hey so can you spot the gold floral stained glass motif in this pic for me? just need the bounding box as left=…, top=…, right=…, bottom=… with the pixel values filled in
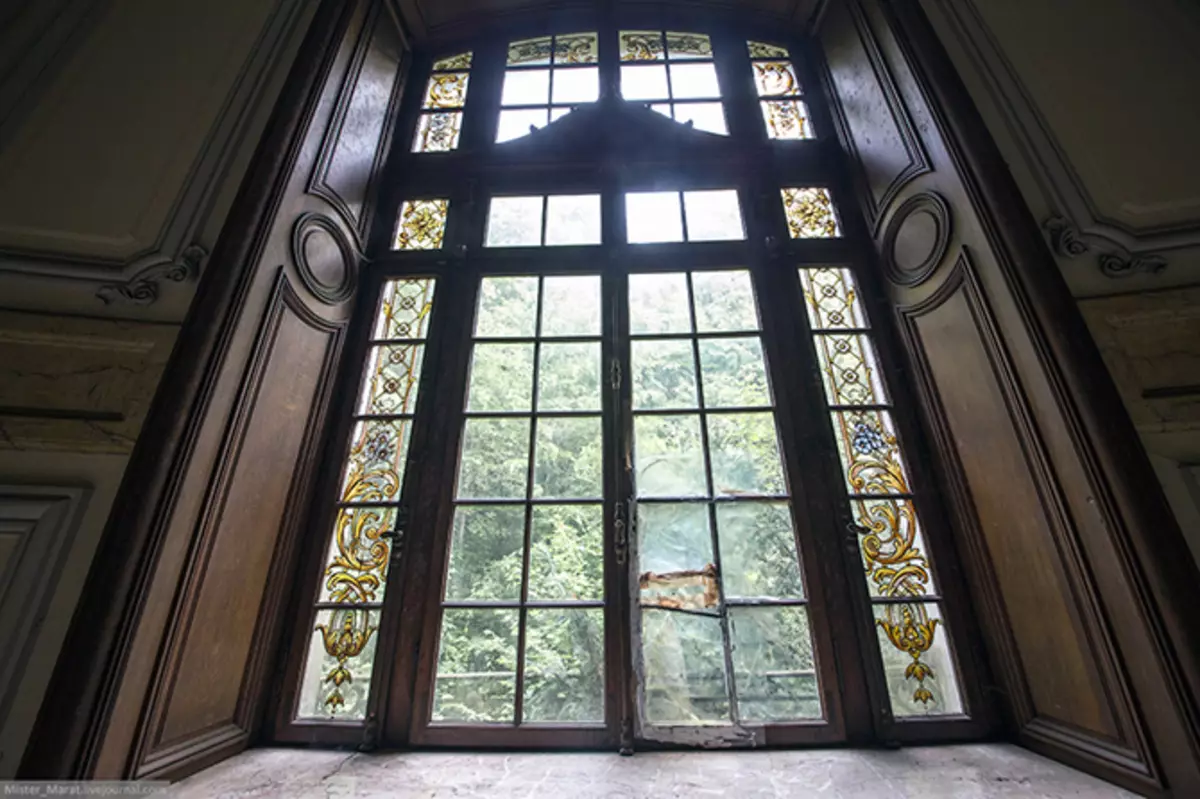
left=748, top=40, right=790, bottom=59
left=422, top=72, right=469, bottom=109
left=813, top=333, right=888, bottom=406
left=799, top=268, right=868, bottom=330
left=853, top=498, right=936, bottom=598
left=509, top=36, right=553, bottom=65
left=761, top=99, right=811, bottom=139
left=317, top=506, right=399, bottom=604
left=339, top=418, right=413, bottom=503
left=373, top=278, right=436, bottom=340
left=830, top=409, right=911, bottom=496
left=665, top=32, right=712, bottom=59
left=433, top=51, right=472, bottom=71
left=874, top=602, right=963, bottom=715
left=781, top=187, right=841, bottom=238
left=356, top=344, right=426, bottom=415
left=621, top=30, right=665, bottom=61
left=297, top=608, right=380, bottom=719
left=753, top=61, right=801, bottom=96
left=394, top=199, right=448, bottom=250
left=412, top=111, right=462, bottom=153
left=554, top=33, right=598, bottom=64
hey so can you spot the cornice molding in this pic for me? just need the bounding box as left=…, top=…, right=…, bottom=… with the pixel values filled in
left=95, top=245, right=208, bottom=306
left=1042, top=215, right=1168, bottom=280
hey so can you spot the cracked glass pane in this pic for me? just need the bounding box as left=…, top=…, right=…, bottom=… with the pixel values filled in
left=730, top=606, right=822, bottom=721
left=642, top=608, right=731, bottom=724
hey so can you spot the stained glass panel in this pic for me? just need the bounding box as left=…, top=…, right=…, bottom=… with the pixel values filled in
left=432, top=51, right=472, bottom=71
left=830, top=409, right=911, bottom=496
left=373, top=278, right=435, bottom=340
left=666, top=32, right=713, bottom=59
left=798, top=267, right=868, bottom=330
left=393, top=199, right=448, bottom=250
left=297, top=608, right=380, bottom=720
left=753, top=61, right=801, bottom=97
left=620, top=30, right=665, bottom=61
left=357, top=344, right=426, bottom=415
left=339, top=419, right=413, bottom=503
left=761, top=100, right=811, bottom=140
left=422, top=72, right=469, bottom=108
left=873, top=602, right=963, bottom=716
left=412, top=111, right=462, bottom=152
left=316, top=507, right=398, bottom=604
left=554, top=32, right=598, bottom=64
left=853, top=497, right=938, bottom=598
left=781, top=187, right=841, bottom=238
left=813, top=333, right=888, bottom=407
left=748, top=40, right=789, bottom=59
left=508, top=36, right=552, bottom=65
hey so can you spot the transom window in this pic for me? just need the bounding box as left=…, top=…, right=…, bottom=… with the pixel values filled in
left=279, top=19, right=980, bottom=754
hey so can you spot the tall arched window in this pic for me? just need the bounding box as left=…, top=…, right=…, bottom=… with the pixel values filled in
left=274, top=16, right=985, bottom=751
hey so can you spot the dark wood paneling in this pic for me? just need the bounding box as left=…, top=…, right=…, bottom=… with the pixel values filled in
left=815, top=0, right=1200, bottom=793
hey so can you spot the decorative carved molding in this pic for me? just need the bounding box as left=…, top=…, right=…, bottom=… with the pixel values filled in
left=95, top=245, right=207, bottom=306
left=881, top=191, right=952, bottom=286
left=290, top=214, right=358, bottom=304
left=1041, top=215, right=1168, bottom=279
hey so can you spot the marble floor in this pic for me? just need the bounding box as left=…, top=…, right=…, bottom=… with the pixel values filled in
left=166, top=744, right=1136, bottom=798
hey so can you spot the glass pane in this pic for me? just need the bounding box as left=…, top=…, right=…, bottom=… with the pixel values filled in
left=707, top=412, right=786, bottom=497
left=554, top=32, right=598, bottom=64
left=496, top=108, right=549, bottom=142
left=814, top=333, right=888, bottom=406
left=625, top=191, right=683, bottom=243
left=634, top=414, right=707, bottom=497
left=339, top=419, right=412, bottom=503
left=317, top=506, right=398, bottom=603
left=412, top=111, right=462, bottom=152
left=502, top=69, right=549, bottom=105
left=432, top=608, right=518, bottom=722
left=374, top=278, right=436, bottom=340
left=853, top=497, right=938, bottom=598
left=432, top=51, right=472, bottom=71
left=524, top=608, right=605, bottom=722
left=641, top=609, right=730, bottom=723
left=444, top=505, right=525, bottom=601
left=683, top=189, right=743, bottom=241
left=799, top=267, right=869, bottom=330
left=761, top=100, right=812, bottom=140
left=753, top=61, right=801, bottom=97
left=544, top=194, right=601, bottom=246
left=552, top=66, right=599, bottom=104
left=620, top=30, right=664, bottom=61
left=874, top=602, right=964, bottom=717
left=831, top=409, right=911, bottom=496
left=508, top=37, right=552, bottom=65
left=691, top=270, right=758, bottom=332
left=628, top=272, right=691, bottom=334
left=631, top=338, right=698, bottom=410
left=422, top=73, right=469, bottom=108
left=549, top=106, right=571, bottom=123
left=748, top=41, right=790, bottom=59
left=457, top=418, right=530, bottom=499
left=357, top=343, right=426, bottom=415
left=781, top=187, right=841, bottom=238
left=698, top=337, right=771, bottom=409
left=675, top=102, right=727, bottom=135
left=666, top=32, right=712, bottom=60
left=529, top=504, right=604, bottom=601
left=466, top=343, right=534, bottom=412
left=394, top=199, right=448, bottom=250
left=621, top=64, right=669, bottom=100
left=296, top=608, right=380, bottom=720
left=541, top=275, right=600, bottom=336
left=475, top=276, right=538, bottom=337
left=637, top=502, right=714, bottom=609
left=716, top=502, right=803, bottom=600
left=730, top=606, right=822, bottom=721
left=533, top=416, right=603, bottom=498
left=486, top=196, right=543, bottom=247
left=669, top=63, right=720, bottom=99
left=538, top=341, right=601, bottom=411
left=650, top=102, right=672, bottom=119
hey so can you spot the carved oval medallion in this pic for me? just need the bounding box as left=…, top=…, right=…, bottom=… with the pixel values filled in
left=882, top=192, right=951, bottom=287
left=291, top=212, right=357, bottom=304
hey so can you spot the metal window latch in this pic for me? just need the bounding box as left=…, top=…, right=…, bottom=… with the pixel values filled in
left=614, top=501, right=628, bottom=565
left=381, top=508, right=409, bottom=562
left=610, top=357, right=622, bottom=390
left=845, top=521, right=870, bottom=555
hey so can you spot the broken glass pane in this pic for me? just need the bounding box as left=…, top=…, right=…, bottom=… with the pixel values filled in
left=432, top=608, right=518, bottom=722
left=524, top=608, right=605, bottom=722
left=730, top=606, right=822, bottom=721
left=637, top=502, right=714, bottom=607
left=642, top=609, right=730, bottom=724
